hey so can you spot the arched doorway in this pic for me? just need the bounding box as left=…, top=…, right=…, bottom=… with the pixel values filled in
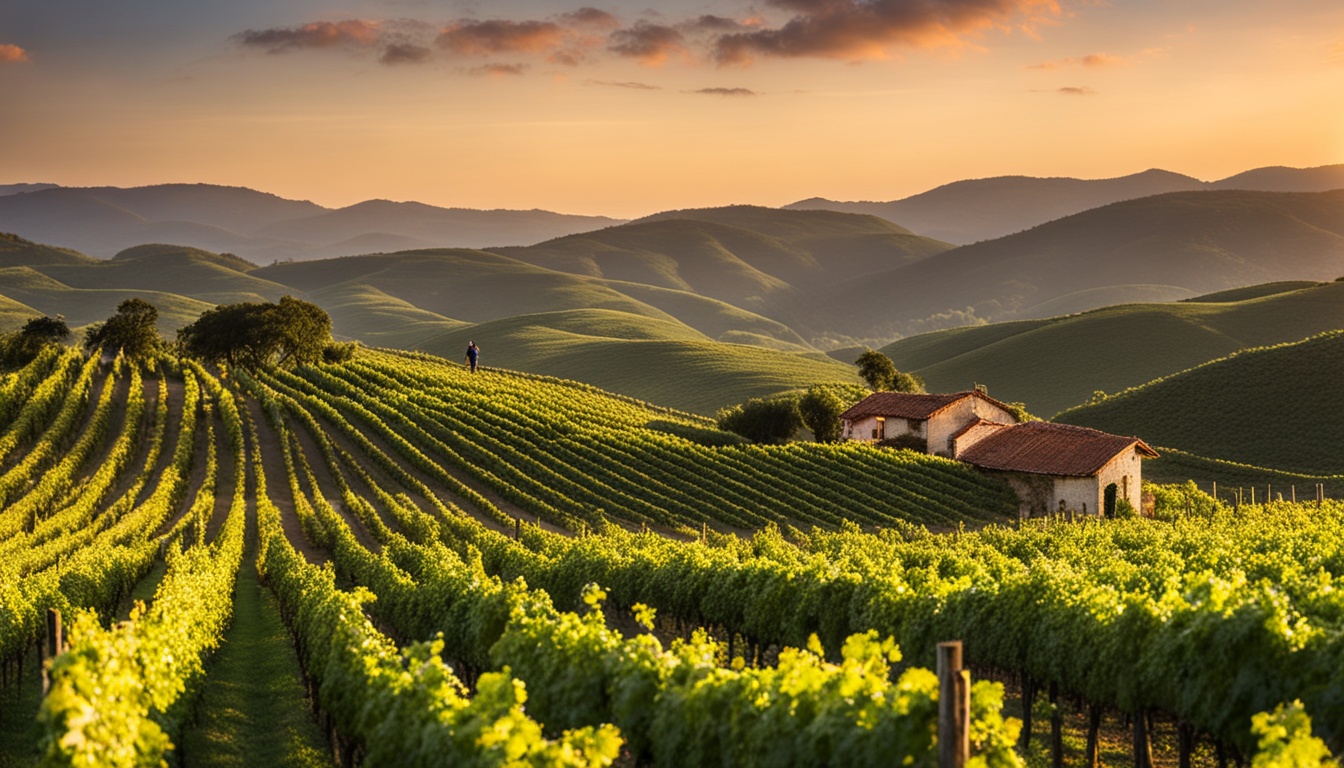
left=1104, top=483, right=1118, bottom=518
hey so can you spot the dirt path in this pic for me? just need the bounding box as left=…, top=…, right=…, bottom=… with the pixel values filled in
left=284, top=411, right=383, bottom=553
left=243, top=395, right=328, bottom=567
left=59, top=362, right=131, bottom=500
left=202, top=414, right=235, bottom=545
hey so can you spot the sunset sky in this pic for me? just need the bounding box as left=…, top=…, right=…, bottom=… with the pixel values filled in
left=2, top=0, right=1341, bottom=218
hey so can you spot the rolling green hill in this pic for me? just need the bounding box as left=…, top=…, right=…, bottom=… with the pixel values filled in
left=0, top=232, right=96, bottom=267
left=34, top=245, right=289, bottom=306
left=414, top=311, right=861, bottom=415
left=501, top=206, right=950, bottom=318
left=882, top=280, right=1344, bottom=417
left=1055, top=331, right=1344, bottom=475
left=252, top=249, right=679, bottom=325
left=0, top=266, right=214, bottom=334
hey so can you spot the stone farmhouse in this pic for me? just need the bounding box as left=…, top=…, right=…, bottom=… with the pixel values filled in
left=839, top=391, right=1158, bottom=518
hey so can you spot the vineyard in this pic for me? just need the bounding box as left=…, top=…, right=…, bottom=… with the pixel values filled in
left=0, top=347, right=1338, bottom=766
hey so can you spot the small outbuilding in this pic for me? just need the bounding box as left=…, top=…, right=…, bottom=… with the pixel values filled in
left=954, top=421, right=1157, bottom=519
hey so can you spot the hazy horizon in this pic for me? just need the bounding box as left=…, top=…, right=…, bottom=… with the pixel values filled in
left=2, top=0, right=1341, bottom=218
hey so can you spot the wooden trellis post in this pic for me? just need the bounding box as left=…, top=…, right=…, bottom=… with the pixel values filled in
left=42, top=608, right=63, bottom=695
left=937, top=641, right=970, bottom=768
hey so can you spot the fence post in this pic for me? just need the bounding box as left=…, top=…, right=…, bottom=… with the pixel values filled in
left=938, top=641, right=969, bottom=768
left=43, top=608, right=63, bottom=695
left=514, top=517, right=521, bottom=540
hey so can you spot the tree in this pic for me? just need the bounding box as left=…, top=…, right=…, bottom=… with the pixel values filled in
left=798, top=385, right=847, bottom=443
left=83, top=299, right=161, bottom=359
left=0, top=314, right=69, bottom=367
left=855, top=349, right=924, bottom=393
left=178, top=295, right=335, bottom=369
left=716, top=396, right=803, bottom=444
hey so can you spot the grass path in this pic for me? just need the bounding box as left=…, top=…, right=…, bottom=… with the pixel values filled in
left=179, top=547, right=329, bottom=768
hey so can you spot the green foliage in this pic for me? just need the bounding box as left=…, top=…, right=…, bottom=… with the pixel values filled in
left=177, top=295, right=332, bottom=369
left=798, top=384, right=848, bottom=443
left=716, top=395, right=803, bottom=444
left=855, top=348, right=897, bottom=390
left=83, top=298, right=162, bottom=359
left=1146, top=480, right=1224, bottom=521
left=0, top=315, right=69, bottom=367
left=321, top=340, right=358, bottom=364
left=1251, top=701, right=1337, bottom=768
left=855, top=348, right=923, bottom=393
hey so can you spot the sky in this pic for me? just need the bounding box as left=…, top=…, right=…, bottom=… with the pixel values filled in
left=1, top=0, right=1341, bottom=218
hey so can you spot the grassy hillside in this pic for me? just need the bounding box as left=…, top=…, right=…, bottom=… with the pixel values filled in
left=1055, top=331, right=1344, bottom=475
left=0, top=267, right=214, bottom=334
left=0, top=292, right=40, bottom=329
left=252, top=249, right=680, bottom=325
left=882, top=280, right=1344, bottom=416
left=816, top=189, right=1344, bottom=342
left=34, top=246, right=290, bottom=305
left=503, top=206, right=949, bottom=317
left=0, top=232, right=96, bottom=267
left=310, top=284, right=469, bottom=347
left=415, top=317, right=860, bottom=415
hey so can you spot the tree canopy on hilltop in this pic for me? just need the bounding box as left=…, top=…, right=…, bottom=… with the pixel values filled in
left=84, top=299, right=161, bottom=359
left=855, top=349, right=924, bottom=393
left=178, top=295, right=335, bottom=369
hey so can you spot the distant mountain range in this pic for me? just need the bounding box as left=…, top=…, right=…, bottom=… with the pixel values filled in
left=799, top=188, right=1344, bottom=342
left=785, top=164, right=1344, bottom=244
left=0, top=184, right=626, bottom=262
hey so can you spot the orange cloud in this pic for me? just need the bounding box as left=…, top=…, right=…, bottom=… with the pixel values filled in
left=608, top=23, right=687, bottom=66
left=694, top=87, right=758, bottom=96
left=467, top=63, right=528, bottom=77
left=0, top=43, right=29, bottom=63
left=587, top=79, right=662, bottom=90
left=1331, top=41, right=1344, bottom=65
left=438, top=20, right=567, bottom=55
left=1029, top=51, right=1124, bottom=69
left=1057, top=86, right=1094, bottom=95
left=712, top=0, right=1064, bottom=65
left=235, top=20, right=383, bottom=53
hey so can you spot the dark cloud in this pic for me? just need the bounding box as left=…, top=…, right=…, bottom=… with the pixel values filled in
left=562, top=8, right=621, bottom=29
left=1057, top=86, right=1094, bottom=95
left=684, top=15, right=746, bottom=33
left=712, top=0, right=1064, bottom=64
left=380, top=43, right=433, bottom=65
left=466, top=63, right=528, bottom=77
left=586, top=79, right=662, bottom=89
left=437, top=20, right=567, bottom=55
left=694, top=87, right=758, bottom=96
left=235, top=20, right=383, bottom=53
left=0, top=43, right=29, bottom=63
left=608, top=23, right=686, bottom=65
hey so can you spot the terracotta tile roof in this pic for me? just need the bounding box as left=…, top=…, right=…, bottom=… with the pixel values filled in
left=948, top=417, right=1011, bottom=443
left=840, top=391, right=1015, bottom=421
left=957, top=421, right=1158, bottom=477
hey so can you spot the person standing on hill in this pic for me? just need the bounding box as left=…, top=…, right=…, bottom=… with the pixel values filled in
left=465, top=341, right=480, bottom=373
